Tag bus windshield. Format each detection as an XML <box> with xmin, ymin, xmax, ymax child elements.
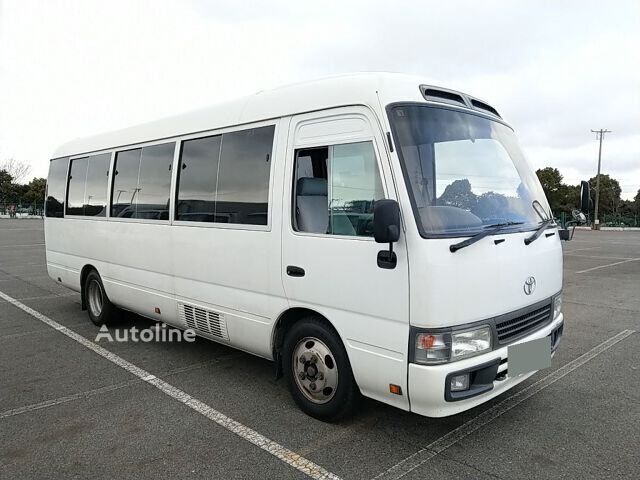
<box><xmin>389</xmin><ymin>104</ymin><xmax>551</xmax><ymax>237</ymax></box>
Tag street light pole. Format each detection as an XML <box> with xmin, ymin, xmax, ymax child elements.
<box><xmin>590</xmin><ymin>129</ymin><xmax>611</xmax><ymax>230</ymax></box>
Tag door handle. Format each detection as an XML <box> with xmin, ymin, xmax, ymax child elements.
<box><xmin>286</xmin><ymin>266</ymin><xmax>305</xmax><ymax>277</ymax></box>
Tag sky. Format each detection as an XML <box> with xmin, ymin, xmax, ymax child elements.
<box><xmin>1</xmin><ymin>0</ymin><xmax>638</xmax><ymax>199</ymax></box>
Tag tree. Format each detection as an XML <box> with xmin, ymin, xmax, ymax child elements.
<box><xmin>0</xmin><ymin>169</ymin><xmax>14</xmax><ymax>203</ymax></box>
<box><xmin>24</xmin><ymin>178</ymin><xmax>47</xmax><ymax>204</ymax></box>
<box><xmin>620</xmin><ymin>189</ymin><xmax>640</xmax><ymax>219</ymax></box>
<box><xmin>536</xmin><ymin>167</ymin><xmax>563</xmax><ymax>213</ymax></box>
<box><xmin>536</xmin><ymin>167</ymin><xmax>563</xmax><ymax>194</ymax></box>
<box><xmin>557</xmin><ymin>183</ymin><xmax>580</xmax><ymax>214</ymax></box>
<box><xmin>588</xmin><ymin>174</ymin><xmax>622</xmax><ymax>216</ymax></box>
<box><xmin>438</xmin><ymin>179</ymin><xmax>477</xmax><ymax>210</ymax></box>
<box><xmin>474</xmin><ymin>191</ymin><xmax>509</xmax><ymax>219</ymax></box>
<box><xmin>0</xmin><ymin>159</ymin><xmax>31</xmax><ymax>184</ymax></box>
<box><xmin>535</xmin><ymin>168</ymin><xmax>583</xmax><ymax>215</ymax></box>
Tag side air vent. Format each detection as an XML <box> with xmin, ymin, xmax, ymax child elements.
<box><xmin>470</xmin><ymin>99</ymin><xmax>501</xmax><ymax>118</ymax></box>
<box><xmin>420</xmin><ymin>86</ymin><xmax>467</xmax><ymax>107</ymax></box>
<box><xmin>178</xmin><ymin>302</ymin><xmax>229</xmax><ymax>340</ymax></box>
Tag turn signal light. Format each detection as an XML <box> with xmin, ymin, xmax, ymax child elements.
<box><xmin>417</xmin><ymin>334</ymin><xmax>437</xmax><ymax>349</ymax></box>
<box><xmin>389</xmin><ymin>384</ymin><xmax>402</xmax><ymax>395</ymax></box>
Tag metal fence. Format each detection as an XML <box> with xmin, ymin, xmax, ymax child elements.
<box><xmin>600</xmin><ymin>213</ymin><xmax>640</xmax><ymax>228</ymax></box>
<box><xmin>556</xmin><ymin>211</ymin><xmax>640</xmax><ymax>228</ymax></box>
<box><xmin>0</xmin><ymin>203</ymin><xmax>44</xmax><ymax>218</ymax></box>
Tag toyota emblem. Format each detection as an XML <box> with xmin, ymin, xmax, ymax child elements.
<box><xmin>524</xmin><ymin>276</ymin><xmax>536</xmax><ymax>295</ymax></box>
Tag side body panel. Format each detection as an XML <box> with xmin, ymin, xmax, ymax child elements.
<box><xmin>171</xmin><ymin>120</ymin><xmax>289</xmax><ymax>358</ymax></box>
<box><xmin>46</xmin><ymin>120</ymin><xmax>290</xmax><ymax>360</ymax></box>
<box><xmin>280</xmin><ymin>106</ymin><xmax>411</xmax><ymax>410</ymax></box>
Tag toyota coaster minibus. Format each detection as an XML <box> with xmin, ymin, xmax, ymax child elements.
<box><xmin>44</xmin><ymin>73</ymin><xmax>588</xmax><ymax>420</ymax></box>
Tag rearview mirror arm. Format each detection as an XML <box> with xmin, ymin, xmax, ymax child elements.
<box><xmin>378</xmin><ymin>225</ymin><xmax>399</xmax><ymax>269</ymax></box>
<box><xmin>559</xmin><ymin>221</ymin><xmax>577</xmax><ymax>241</ymax></box>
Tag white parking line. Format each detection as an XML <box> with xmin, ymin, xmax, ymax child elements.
<box><xmin>372</xmin><ymin>329</ymin><xmax>635</xmax><ymax>480</ymax></box>
<box><xmin>564</xmin><ymin>254</ymin><xmax>634</xmax><ymax>261</ymax></box>
<box><xmin>571</xmin><ymin>239</ymin><xmax>640</xmax><ymax>247</ymax></box>
<box><xmin>0</xmin><ymin>228</ymin><xmax>43</xmax><ymax>231</ymax></box>
<box><xmin>0</xmin><ymin>379</ymin><xmax>143</xmax><ymax>419</ymax></box>
<box><xmin>0</xmin><ymin>321</ymin><xmax>88</xmax><ymax>340</ymax></box>
<box><xmin>0</xmin><ymin>243</ymin><xmax>45</xmax><ymax>248</ymax></box>
<box><xmin>563</xmin><ymin>246</ymin><xmax>599</xmax><ymax>253</ymax></box>
<box><xmin>0</xmin><ymin>357</ymin><xmax>242</xmax><ymax>418</ymax></box>
<box><xmin>0</xmin><ymin>289</ymin><xmax>341</xmax><ymax>480</ymax></box>
<box><xmin>20</xmin><ymin>291</ymin><xmax>79</xmax><ymax>300</ymax></box>
<box><xmin>576</xmin><ymin>258</ymin><xmax>640</xmax><ymax>274</ymax></box>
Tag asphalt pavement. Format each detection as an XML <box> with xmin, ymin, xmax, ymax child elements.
<box><xmin>1</xmin><ymin>219</ymin><xmax>638</xmax><ymax>479</ymax></box>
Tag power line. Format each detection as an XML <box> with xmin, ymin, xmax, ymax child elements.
<box><xmin>590</xmin><ymin>129</ymin><xmax>612</xmax><ymax>230</ymax></box>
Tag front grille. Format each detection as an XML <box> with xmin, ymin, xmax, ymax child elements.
<box><xmin>495</xmin><ymin>303</ymin><xmax>552</xmax><ymax>343</ymax></box>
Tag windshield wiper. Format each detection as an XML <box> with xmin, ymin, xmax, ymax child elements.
<box><xmin>524</xmin><ymin>218</ymin><xmax>555</xmax><ymax>245</ymax></box>
<box><xmin>450</xmin><ymin>221</ymin><xmax>524</xmax><ymax>253</ymax></box>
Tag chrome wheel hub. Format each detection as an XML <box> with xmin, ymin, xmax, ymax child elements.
<box><xmin>87</xmin><ymin>279</ymin><xmax>104</xmax><ymax>318</ymax></box>
<box><xmin>292</xmin><ymin>337</ymin><xmax>338</xmax><ymax>404</ymax></box>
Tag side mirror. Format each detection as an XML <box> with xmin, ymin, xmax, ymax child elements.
<box><xmin>373</xmin><ymin>199</ymin><xmax>400</xmax><ymax>269</ymax></box>
<box><xmin>374</xmin><ymin>199</ymin><xmax>401</xmax><ymax>244</ymax></box>
<box><xmin>572</xmin><ymin>209</ymin><xmax>587</xmax><ymax>225</ymax></box>
<box><xmin>561</xmin><ymin>205</ymin><xmax>588</xmax><ymax>242</ymax></box>
<box><xmin>580</xmin><ymin>180</ymin><xmax>590</xmax><ymax>214</ymax></box>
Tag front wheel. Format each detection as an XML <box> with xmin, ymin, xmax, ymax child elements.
<box><xmin>282</xmin><ymin>317</ymin><xmax>360</xmax><ymax>421</ymax></box>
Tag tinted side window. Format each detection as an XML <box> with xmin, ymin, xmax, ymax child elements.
<box><xmin>137</xmin><ymin>143</ymin><xmax>174</xmax><ymax>220</ymax></box>
<box><xmin>46</xmin><ymin>157</ymin><xmax>69</xmax><ymax>218</ymax></box>
<box><xmin>111</xmin><ymin>149</ymin><xmax>141</xmax><ymax>218</ymax></box>
<box><xmin>111</xmin><ymin>143</ymin><xmax>174</xmax><ymax>220</ymax></box>
<box><xmin>84</xmin><ymin>153</ymin><xmax>111</xmax><ymax>217</ymax></box>
<box><xmin>293</xmin><ymin>141</ymin><xmax>384</xmax><ymax>237</ymax></box>
<box><xmin>329</xmin><ymin>142</ymin><xmax>384</xmax><ymax>236</ymax></box>
<box><xmin>176</xmin><ymin>135</ymin><xmax>222</xmax><ymax>222</ymax></box>
<box><xmin>216</xmin><ymin>125</ymin><xmax>274</xmax><ymax>225</ymax></box>
<box><xmin>66</xmin><ymin>157</ymin><xmax>88</xmax><ymax>215</ymax></box>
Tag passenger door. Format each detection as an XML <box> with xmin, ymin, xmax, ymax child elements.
<box><xmin>281</xmin><ymin>107</ymin><xmax>411</xmax><ymax>409</ymax></box>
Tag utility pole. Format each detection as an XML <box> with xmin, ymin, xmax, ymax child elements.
<box><xmin>590</xmin><ymin>129</ymin><xmax>611</xmax><ymax>230</ymax></box>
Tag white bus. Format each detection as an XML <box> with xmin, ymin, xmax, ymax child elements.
<box><xmin>45</xmin><ymin>73</ymin><xmax>588</xmax><ymax>420</ymax></box>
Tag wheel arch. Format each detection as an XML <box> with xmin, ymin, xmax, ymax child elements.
<box><xmin>271</xmin><ymin>307</ymin><xmax>343</xmax><ymax>379</ymax></box>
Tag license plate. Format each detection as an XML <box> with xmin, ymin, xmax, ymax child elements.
<box><xmin>508</xmin><ymin>336</ymin><xmax>551</xmax><ymax>377</ymax></box>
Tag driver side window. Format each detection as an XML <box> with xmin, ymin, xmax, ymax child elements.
<box><xmin>293</xmin><ymin>141</ymin><xmax>384</xmax><ymax>237</ymax></box>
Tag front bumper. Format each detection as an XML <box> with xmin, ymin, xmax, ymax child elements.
<box><xmin>408</xmin><ymin>313</ymin><xmax>564</xmax><ymax>417</ymax></box>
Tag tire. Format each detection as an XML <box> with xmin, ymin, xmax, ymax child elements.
<box><xmin>83</xmin><ymin>270</ymin><xmax>119</xmax><ymax>326</ymax></box>
<box><xmin>282</xmin><ymin>316</ymin><xmax>360</xmax><ymax>421</ymax></box>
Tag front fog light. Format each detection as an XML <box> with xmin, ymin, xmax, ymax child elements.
<box><xmin>553</xmin><ymin>294</ymin><xmax>562</xmax><ymax>319</ymax></box>
<box><xmin>451</xmin><ymin>326</ymin><xmax>491</xmax><ymax>360</ymax></box>
<box><xmin>450</xmin><ymin>373</ymin><xmax>470</xmax><ymax>391</ymax></box>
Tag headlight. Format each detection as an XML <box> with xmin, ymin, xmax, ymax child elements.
<box><xmin>553</xmin><ymin>293</ymin><xmax>562</xmax><ymax>319</ymax></box>
<box><xmin>451</xmin><ymin>327</ymin><xmax>492</xmax><ymax>360</ymax></box>
<box><xmin>414</xmin><ymin>326</ymin><xmax>492</xmax><ymax>364</ymax></box>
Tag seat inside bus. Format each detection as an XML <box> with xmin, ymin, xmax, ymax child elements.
<box><xmin>296</xmin><ymin>177</ymin><xmax>328</xmax><ymax>233</ymax></box>
<box><xmin>294</xmin><ymin>148</ymin><xmax>373</xmax><ymax>237</ymax></box>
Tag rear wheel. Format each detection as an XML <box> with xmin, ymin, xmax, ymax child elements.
<box><xmin>283</xmin><ymin>316</ymin><xmax>360</xmax><ymax>421</ymax></box>
<box><xmin>83</xmin><ymin>270</ymin><xmax>119</xmax><ymax>326</ymax></box>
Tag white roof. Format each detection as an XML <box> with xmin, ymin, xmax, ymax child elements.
<box><xmin>53</xmin><ymin>72</ymin><xmax>491</xmax><ymax>158</ymax></box>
